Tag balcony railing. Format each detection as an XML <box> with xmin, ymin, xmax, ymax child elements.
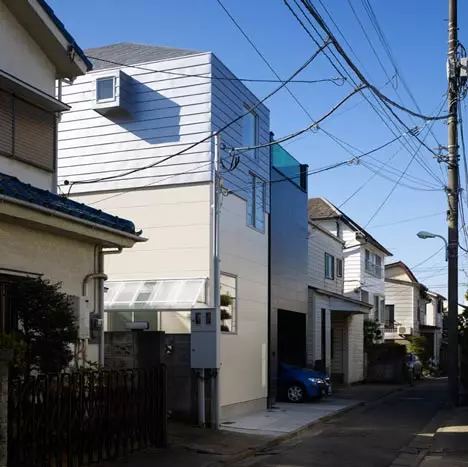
<box><xmin>384</xmin><ymin>321</ymin><xmax>400</xmax><ymax>333</ymax></box>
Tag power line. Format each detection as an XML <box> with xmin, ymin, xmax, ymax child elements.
<box><xmin>285</xmin><ymin>0</ymin><xmax>446</xmax><ymax>187</ymax></box>
<box><xmin>231</xmin><ymin>86</ymin><xmax>365</xmax><ymax>152</ymax></box>
<box><xmin>85</xmin><ymin>54</ymin><xmax>344</xmax><ymax>85</ymax></box>
<box><xmin>368</xmin><ymin>211</ymin><xmax>445</xmax><ymax>229</ymax></box>
<box><xmin>215</xmin><ymin>0</ymin><xmax>365</xmax><ymax>160</ymax></box>
<box><xmin>299</xmin><ymin>0</ymin><xmax>449</xmax><ymax>121</ymax></box>
<box><xmin>65</xmin><ymin>41</ymin><xmax>329</xmax><ymax>189</ymax></box>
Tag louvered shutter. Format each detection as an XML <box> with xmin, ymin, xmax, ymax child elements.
<box><xmin>0</xmin><ymin>90</ymin><xmax>13</xmax><ymax>156</ymax></box>
<box><xmin>14</xmin><ymin>98</ymin><xmax>55</xmax><ymax>172</ymax></box>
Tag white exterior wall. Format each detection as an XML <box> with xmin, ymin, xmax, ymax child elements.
<box><xmin>219</xmin><ymin>193</ymin><xmax>268</xmax><ymax>414</ymax></box>
<box><xmin>384</xmin><ymin>281</ymin><xmax>415</xmax><ymax>333</ymax></box>
<box><xmin>307</xmin><ymin>290</ymin><xmax>331</xmax><ymax>372</ymax></box>
<box><xmin>58</xmin><ymin>53</ymin><xmax>214</xmax><ymax>193</ymax></box>
<box><xmin>71</xmin><ymin>184</ymin><xmax>211</xmax><ymax>280</ymax></box>
<box><xmin>0</xmin><ymin>0</ymin><xmax>56</xmax><ymax>94</ymax></box>
<box><xmin>308</xmin><ymin>224</ymin><xmax>344</xmax><ymax>295</ymax></box>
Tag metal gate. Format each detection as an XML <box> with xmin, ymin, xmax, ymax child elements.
<box><xmin>8</xmin><ymin>366</ymin><xmax>167</xmax><ymax>466</ymax></box>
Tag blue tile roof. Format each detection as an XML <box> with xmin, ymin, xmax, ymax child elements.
<box><xmin>37</xmin><ymin>0</ymin><xmax>93</xmax><ymax>71</ymax></box>
<box><xmin>0</xmin><ymin>173</ymin><xmax>137</xmax><ymax>235</ymax></box>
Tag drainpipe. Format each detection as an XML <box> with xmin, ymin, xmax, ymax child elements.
<box><xmin>82</xmin><ymin>247</ymin><xmax>122</xmax><ymax>366</ymax></box>
<box><xmin>99</xmin><ymin>247</ymin><xmax>123</xmax><ymax>365</ymax></box>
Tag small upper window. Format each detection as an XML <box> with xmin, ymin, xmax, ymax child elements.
<box><xmin>242</xmin><ymin>105</ymin><xmax>259</xmax><ymax>159</ymax></box>
<box><xmin>96</xmin><ymin>77</ymin><xmax>115</xmax><ymax>101</ymax></box>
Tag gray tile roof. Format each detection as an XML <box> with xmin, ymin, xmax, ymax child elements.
<box><xmin>308</xmin><ymin>198</ymin><xmax>340</xmax><ymax>219</ymax></box>
<box><xmin>84</xmin><ymin>42</ymin><xmax>203</xmax><ymax>71</ymax></box>
<box><xmin>308</xmin><ymin>197</ymin><xmax>392</xmax><ymax>257</ymax></box>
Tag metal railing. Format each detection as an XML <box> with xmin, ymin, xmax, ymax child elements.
<box><xmin>8</xmin><ymin>366</ymin><xmax>167</xmax><ymax>466</ymax></box>
<box><xmin>384</xmin><ymin>321</ymin><xmax>400</xmax><ymax>333</ymax></box>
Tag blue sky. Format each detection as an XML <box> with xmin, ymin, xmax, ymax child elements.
<box><xmin>49</xmin><ymin>0</ymin><xmax>468</xmax><ymax>299</ymax></box>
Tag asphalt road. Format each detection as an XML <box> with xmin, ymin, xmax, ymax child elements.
<box><xmin>234</xmin><ymin>379</ymin><xmax>448</xmax><ymax>467</ymax></box>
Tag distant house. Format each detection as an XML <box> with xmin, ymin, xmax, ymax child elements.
<box><xmin>384</xmin><ymin>262</ymin><xmax>431</xmax><ymax>341</ymax></box>
<box><xmin>0</xmin><ymin>1</ymin><xmax>143</xmax><ymax>360</ymax></box>
<box><xmin>307</xmin><ymin>198</ymin><xmax>390</xmax><ymax>383</ymax></box>
<box><xmin>57</xmin><ymin>43</ymin><xmax>271</xmax><ymax>420</ymax></box>
<box><xmin>425</xmin><ymin>291</ymin><xmax>444</xmax><ymax>364</ymax></box>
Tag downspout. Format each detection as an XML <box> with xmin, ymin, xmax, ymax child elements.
<box><xmin>267</xmin><ymin>131</ymin><xmax>273</xmax><ymax>408</ymax></box>
<box><xmin>99</xmin><ymin>247</ymin><xmax>123</xmax><ymax>366</ymax></box>
<box><xmin>54</xmin><ymin>80</ymin><xmax>62</xmax><ymax>194</ymax></box>
<box><xmin>82</xmin><ymin>246</ymin><xmax>122</xmax><ymax>366</ymax></box>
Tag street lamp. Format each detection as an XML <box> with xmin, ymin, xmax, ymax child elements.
<box><xmin>416</xmin><ymin>231</ymin><xmax>448</xmax><ymax>261</ymax></box>
<box><xmin>416</xmin><ymin>230</ymin><xmax>457</xmax><ymax>406</ymax></box>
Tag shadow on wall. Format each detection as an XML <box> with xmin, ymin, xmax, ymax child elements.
<box><xmin>104</xmin><ymin>78</ymin><xmax>182</xmax><ymax>145</ymax></box>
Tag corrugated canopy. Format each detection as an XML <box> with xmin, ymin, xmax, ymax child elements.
<box><xmin>104</xmin><ymin>279</ymin><xmax>206</xmax><ymax>311</ymax></box>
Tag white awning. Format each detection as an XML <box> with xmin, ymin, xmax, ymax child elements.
<box><xmin>104</xmin><ymin>278</ymin><xmax>206</xmax><ymax>311</ymax></box>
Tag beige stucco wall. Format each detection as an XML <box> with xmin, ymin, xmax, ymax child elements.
<box><xmin>0</xmin><ymin>0</ymin><xmax>56</xmax><ymax>95</ymax></box>
<box><xmin>73</xmin><ymin>183</ymin><xmax>211</xmax><ymax>281</ymax></box>
<box><xmin>0</xmin><ymin>219</ymin><xmax>95</xmax><ymax>301</ymax></box>
<box><xmin>219</xmin><ymin>193</ymin><xmax>269</xmax><ymax>413</ymax></box>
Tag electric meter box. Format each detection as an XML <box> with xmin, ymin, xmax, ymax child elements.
<box><xmin>190</xmin><ymin>308</ymin><xmax>220</xmax><ymax>369</ymax></box>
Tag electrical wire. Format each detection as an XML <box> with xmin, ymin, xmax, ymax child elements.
<box><xmin>285</xmin><ymin>0</ymin><xmax>446</xmax><ymax>188</ymax></box>
<box><xmin>214</xmin><ymin>0</ymin><xmax>366</xmax><ymax>161</ymax></box>
<box><xmin>368</xmin><ymin>211</ymin><xmax>446</xmax><ymax>229</ymax></box>
<box><xmin>299</xmin><ymin>0</ymin><xmax>449</xmax><ymax>121</ymax></box>
<box><xmin>231</xmin><ymin>85</ymin><xmax>365</xmax><ymax>152</ymax></box>
<box><xmin>65</xmin><ymin>41</ymin><xmax>329</xmax><ymax>189</ymax></box>
<box><xmin>85</xmin><ymin>54</ymin><xmax>344</xmax><ymax>85</ymax></box>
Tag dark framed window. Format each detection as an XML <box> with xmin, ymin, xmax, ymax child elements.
<box><xmin>325</xmin><ymin>253</ymin><xmax>335</xmax><ymax>280</ymax></box>
<box><xmin>336</xmin><ymin>258</ymin><xmax>343</xmax><ymax>278</ymax></box>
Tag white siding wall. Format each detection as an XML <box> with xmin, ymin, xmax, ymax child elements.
<box><xmin>58</xmin><ymin>54</ymin><xmax>214</xmax><ymax>193</ymax></box>
<box><xmin>0</xmin><ymin>0</ymin><xmax>56</xmax><ymax>94</ymax></box>
<box><xmin>384</xmin><ymin>281</ymin><xmax>415</xmax><ymax>332</ymax></box>
<box><xmin>348</xmin><ymin>313</ymin><xmax>364</xmax><ymax>382</ymax></box>
<box><xmin>211</xmin><ymin>55</ymin><xmax>270</xmax><ymax>212</ymax></box>
<box><xmin>219</xmin><ymin>193</ymin><xmax>268</xmax><ymax>413</ymax></box>
<box><xmin>308</xmin><ymin>224</ymin><xmax>344</xmax><ymax>295</ymax></box>
<box><xmin>307</xmin><ymin>290</ymin><xmax>331</xmax><ymax>372</ymax></box>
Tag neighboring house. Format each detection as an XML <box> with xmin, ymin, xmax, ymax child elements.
<box><xmin>424</xmin><ymin>291</ymin><xmax>445</xmax><ymax>364</ymax></box>
<box><xmin>307</xmin><ymin>219</ymin><xmax>372</xmax><ymax>384</ymax></box>
<box><xmin>384</xmin><ymin>261</ymin><xmax>431</xmax><ymax>342</ymax></box>
<box><xmin>0</xmin><ymin>1</ymin><xmax>143</xmax><ymax>361</ymax></box>
<box><xmin>57</xmin><ymin>43</ymin><xmax>270</xmax><ymax>419</ymax></box>
<box><xmin>308</xmin><ymin>198</ymin><xmax>392</xmax><ymax>323</ymax></box>
<box><xmin>269</xmin><ymin>143</ymin><xmax>308</xmax><ymax>404</ymax></box>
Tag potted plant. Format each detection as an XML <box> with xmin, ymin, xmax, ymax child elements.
<box><xmin>220</xmin><ymin>293</ymin><xmax>233</xmax><ymax>308</ymax></box>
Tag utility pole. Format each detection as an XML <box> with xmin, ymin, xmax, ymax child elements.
<box><xmin>447</xmin><ymin>0</ymin><xmax>459</xmax><ymax>407</ymax></box>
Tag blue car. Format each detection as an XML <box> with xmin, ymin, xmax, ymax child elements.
<box><xmin>279</xmin><ymin>363</ymin><xmax>331</xmax><ymax>403</ymax></box>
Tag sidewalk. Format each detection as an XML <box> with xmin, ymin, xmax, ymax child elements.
<box><xmin>104</xmin><ymin>382</ymin><xmax>402</xmax><ymax>467</ymax></box>
<box><xmin>418</xmin><ymin>405</ymin><xmax>468</xmax><ymax>467</ymax></box>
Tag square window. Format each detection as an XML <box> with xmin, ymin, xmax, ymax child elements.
<box><xmin>96</xmin><ymin>77</ymin><xmax>115</xmax><ymax>101</ymax></box>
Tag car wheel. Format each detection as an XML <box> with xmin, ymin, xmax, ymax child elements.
<box><xmin>287</xmin><ymin>383</ymin><xmax>305</xmax><ymax>403</ymax></box>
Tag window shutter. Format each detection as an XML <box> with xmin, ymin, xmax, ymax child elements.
<box><xmin>0</xmin><ymin>91</ymin><xmax>13</xmax><ymax>156</ymax></box>
<box><xmin>14</xmin><ymin>98</ymin><xmax>55</xmax><ymax>172</ymax></box>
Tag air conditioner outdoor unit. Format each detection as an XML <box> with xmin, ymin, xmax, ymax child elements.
<box><xmin>398</xmin><ymin>326</ymin><xmax>413</xmax><ymax>336</ymax></box>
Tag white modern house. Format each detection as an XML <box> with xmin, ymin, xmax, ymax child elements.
<box><xmin>384</xmin><ymin>261</ymin><xmax>431</xmax><ymax>341</ymax></box>
<box><xmin>307</xmin><ymin>198</ymin><xmax>390</xmax><ymax>383</ymax></box>
<box><xmin>0</xmin><ymin>1</ymin><xmax>143</xmax><ymax>358</ymax></box>
<box><xmin>57</xmin><ymin>43</ymin><xmax>270</xmax><ymax>419</ymax></box>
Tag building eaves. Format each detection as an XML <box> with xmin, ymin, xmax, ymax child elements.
<box><xmin>0</xmin><ymin>173</ymin><xmax>139</xmax><ymax>236</ymax></box>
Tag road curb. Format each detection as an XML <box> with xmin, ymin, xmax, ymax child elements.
<box><xmin>390</xmin><ymin>401</ymin><xmax>452</xmax><ymax>467</ymax></box>
<box><xmin>206</xmin><ymin>386</ymin><xmax>404</xmax><ymax>467</ymax></box>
